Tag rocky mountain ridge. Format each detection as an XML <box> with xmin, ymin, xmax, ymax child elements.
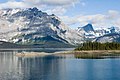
<box><xmin>0</xmin><ymin>7</ymin><xmax>83</xmax><ymax>47</ymax></box>
<box><xmin>77</xmin><ymin>23</ymin><xmax>120</xmax><ymax>43</ymax></box>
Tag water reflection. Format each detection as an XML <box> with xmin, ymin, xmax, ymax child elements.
<box><xmin>0</xmin><ymin>50</ymin><xmax>120</xmax><ymax>80</ymax></box>
<box><xmin>0</xmin><ymin>51</ymin><xmax>67</xmax><ymax>80</ymax></box>
<box><xmin>17</xmin><ymin>56</ymin><xmax>66</xmax><ymax>80</ymax></box>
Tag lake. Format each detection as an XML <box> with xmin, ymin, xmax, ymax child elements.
<box><xmin>0</xmin><ymin>49</ymin><xmax>120</xmax><ymax>80</ymax></box>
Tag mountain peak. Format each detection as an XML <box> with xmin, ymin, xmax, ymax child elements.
<box><xmin>0</xmin><ymin>8</ymin><xmax>83</xmax><ymax>46</ymax></box>
<box><xmin>86</xmin><ymin>23</ymin><xmax>92</xmax><ymax>26</ymax></box>
<box><xmin>77</xmin><ymin>23</ymin><xmax>94</xmax><ymax>33</ymax></box>
<box><xmin>82</xmin><ymin>23</ymin><xmax>94</xmax><ymax>32</ymax></box>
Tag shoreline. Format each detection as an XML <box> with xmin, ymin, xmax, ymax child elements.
<box><xmin>16</xmin><ymin>52</ymin><xmax>50</xmax><ymax>57</ymax></box>
<box><xmin>15</xmin><ymin>50</ymin><xmax>120</xmax><ymax>57</ymax></box>
<box><xmin>72</xmin><ymin>50</ymin><xmax>120</xmax><ymax>59</ymax></box>
<box><xmin>73</xmin><ymin>50</ymin><xmax>120</xmax><ymax>53</ymax></box>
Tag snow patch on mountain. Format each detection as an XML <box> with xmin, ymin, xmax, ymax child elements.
<box><xmin>0</xmin><ymin>7</ymin><xmax>83</xmax><ymax>45</ymax></box>
<box><xmin>77</xmin><ymin>23</ymin><xmax>120</xmax><ymax>41</ymax></box>
<box><xmin>94</xmin><ymin>33</ymin><xmax>120</xmax><ymax>43</ymax></box>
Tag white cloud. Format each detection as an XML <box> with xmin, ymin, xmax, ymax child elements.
<box><xmin>0</xmin><ymin>0</ymin><xmax>79</xmax><ymax>9</ymax></box>
<box><xmin>0</xmin><ymin>0</ymin><xmax>119</xmax><ymax>29</ymax></box>
<box><xmin>24</xmin><ymin>0</ymin><xmax>79</xmax><ymax>6</ymax></box>
<box><xmin>0</xmin><ymin>1</ymin><xmax>26</xmax><ymax>9</ymax></box>
<box><xmin>23</xmin><ymin>0</ymin><xmax>40</xmax><ymax>5</ymax></box>
<box><xmin>107</xmin><ymin>10</ymin><xmax>119</xmax><ymax>19</ymax></box>
<box><xmin>46</xmin><ymin>6</ymin><xmax>67</xmax><ymax>15</ymax></box>
<box><xmin>0</xmin><ymin>0</ymin><xmax>80</xmax><ymax>16</ymax></box>
<box><xmin>0</xmin><ymin>0</ymin><xmax>46</xmax><ymax>9</ymax></box>
<box><xmin>60</xmin><ymin>16</ymin><xmax>79</xmax><ymax>25</ymax></box>
<box><xmin>60</xmin><ymin>10</ymin><xmax>120</xmax><ymax>29</ymax></box>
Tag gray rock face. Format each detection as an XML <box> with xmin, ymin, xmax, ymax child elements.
<box><xmin>77</xmin><ymin>24</ymin><xmax>96</xmax><ymax>39</ymax></box>
<box><xmin>0</xmin><ymin>7</ymin><xmax>83</xmax><ymax>45</ymax></box>
<box><xmin>78</xmin><ymin>24</ymin><xmax>94</xmax><ymax>33</ymax></box>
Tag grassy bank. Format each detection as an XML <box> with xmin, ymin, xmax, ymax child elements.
<box><xmin>73</xmin><ymin>50</ymin><xmax>120</xmax><ymax>59</ymax></box>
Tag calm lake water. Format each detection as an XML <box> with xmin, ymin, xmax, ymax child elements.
<box><xmin>0</xmin><ymin>49</ymin><xmax>120</xmax><ymax>80</ymax></box>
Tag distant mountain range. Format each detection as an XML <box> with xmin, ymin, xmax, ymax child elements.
<box><xmin>94</xmin><ymin>33</ymin><xmax>120</xmax><ymax>43</ymax></box>
<box><xmin>0</xmin><ymin>7</ymin><xmax>120</xmax><ymax>48</ymax></box>
<box><xmin>77</xmin><ymin>23</ymin><xmax>120</xmax><ymax>43</ymax></box>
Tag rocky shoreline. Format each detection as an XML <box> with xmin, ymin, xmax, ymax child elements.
<box><xmin>16</xmin><ymin>50</ymin><xmax>120</xmax><ymax>58</ymax></box>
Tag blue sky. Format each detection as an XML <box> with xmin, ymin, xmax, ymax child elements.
<box><xmin>0</xmin><ymin>0</ymin><xmax>120</xmax><ymax>29</ymax></box>
<box><xmin>66</xmin><ymin>0</ymin><xmax>120</xmax><ymax>15</ymax></box>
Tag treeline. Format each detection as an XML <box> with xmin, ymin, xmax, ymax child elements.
<box><xmin>75</xmin><ymin>42</ymin><xmax>120</xmax><ymax>50</ymax></box>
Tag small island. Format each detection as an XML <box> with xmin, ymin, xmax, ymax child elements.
<box><xmin>74</xmin><ymin>42</ymin><xmax>120</xmax><ymax>59</ymax></box>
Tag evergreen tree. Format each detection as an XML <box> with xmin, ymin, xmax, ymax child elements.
<box><xmin>75</xmin><ymin>42</ymin><xmax>120</xmax><ymax>51</ymax></box>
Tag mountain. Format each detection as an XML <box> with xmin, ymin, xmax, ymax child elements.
<box><xmin>94</xmin><ymin>27</ymin><xmax>120</xmax><ymax>43</ymax></box>
<box><xmin>0</xmin><ymin>7</ymin><xmax>83</xmax><ymax>47</ymax></box>
<box><xmin>77</xmin><ymin>24</ymin><xmax>94</xmax><ymax>33</ymax></box>
<box><xmin>77</xmin><ymin>24</ymin><xmax>120</xmax><ymax>43</ymax></box>
<box><xmin>0</xmin><ymin>41</ymin><xmax>23</xmax><ymax>48</ymax></box>
<box><xmin>77</xmin><ymin>24</ymin><xmax>95</xmax><ymax>39</ymax></box>
<box><xmin>94</xmin><ymin>33</ymin><xmax>120</xmax><ymax>43</ymax></box>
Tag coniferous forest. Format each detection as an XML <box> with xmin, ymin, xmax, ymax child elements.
<box><xmin>75</xmin><ymin>42</ymin><xmax>120</xmax><ymax>51</ymax></box>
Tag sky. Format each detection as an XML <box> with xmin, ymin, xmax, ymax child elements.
<box><xmin>0</xmin><ymin>0</ymin><xmax>120</xmax><ymax>29</ymax></box>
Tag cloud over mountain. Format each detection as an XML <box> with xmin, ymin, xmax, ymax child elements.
<box><xmin>0</xmin><ymin>0</ymin><xmax>79</xmax><ymax>9</ymax></box>
<box><xmin>60</xmin><ymin>10</ymin><xmax>120</xmax><ymax>29</ymax></box>
<box><xmin>23</xmin><ymin>0</ymin><xmax>79</xmax><ymax>6</ymax></box>
<box><xmin>0</xmin><ymin>0</ymin><xmax>120</xmax><ymax>30</ymax></box>
<box><xmin>0</xmin><ymin>0</ymin><xmax>80</xmax><ymax>17</ymax></box>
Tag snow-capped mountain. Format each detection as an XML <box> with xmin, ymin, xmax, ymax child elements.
<box><xmin>77</xmin><ymin>24</ymin><xmax>96</xmax><ymax>39</ymax></box>
<box><xmin>0</xmin><ymin>7</ymin><xmax>83</xmax><ymax>46</ymax></box>
<box><xmin>94</xmin><ymin>33</ymin><xmax>120</xmax><ymax>43</ymax></box>
<box><xmin>77</xmin><ymin>24</ymin><xmax>94</xmax><ymax>33</ymax></box>
<box><xmin>77</xmin><ymin>24</ymin><xmax>120</xmax><ymax>43</ymax></box>
<box><xmin>94</xmin><ymin>27</ymin><xmax>120</xmax><ymax>43</ymax></box>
